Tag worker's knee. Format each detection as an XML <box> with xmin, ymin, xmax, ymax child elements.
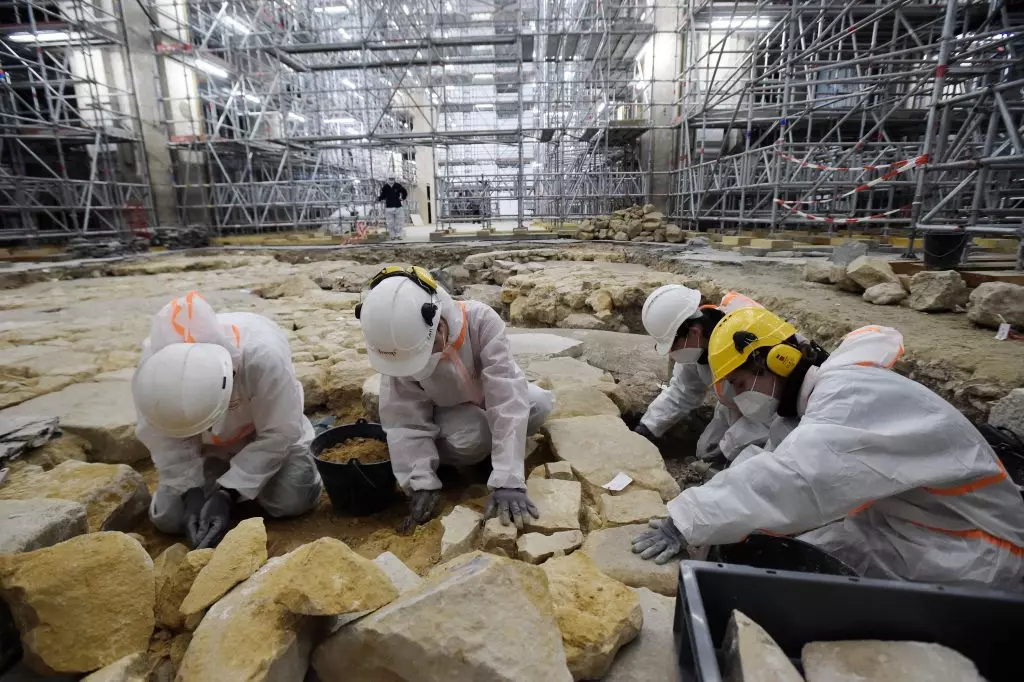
<box><xmin>436</xmin><ymin>404</ymin><xmax>491</xmax><ymax>462</ymax></box>
<box><xmin>149</xmin><ymin>486</ymin><xmax>186</xmax><ymax>535</ymax></box>
<box><xmin>258</xmin><ymin>451</ymin><xmax>323</xmax><ymax>518</ymax></box>
<box><xmin>527</xmin><ymin>383</ymin><xmax>555</xmax><ymax>435</ymax></box>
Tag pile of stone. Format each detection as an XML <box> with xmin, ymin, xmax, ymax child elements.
<box><xmin>152</xmin><ymin>226</ymin><xmax>210</xmax><ymax>250</ymax></box>
<box><xmin>67</xmin><ymin>237</ymin><xmax>149</xmax><ymax>260</ymax></box>
<box><xmin>803</xmin><ymin>243</ymin><xmax>1024</xmax><ymax>329</ymax></box>
<box><xmin>575</xmin><ymin>205</ymin><xmax>684</xmax><ymax>244</ymax></box>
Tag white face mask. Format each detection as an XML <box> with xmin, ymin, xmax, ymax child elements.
<box><xmin>410</xmin><ymin>352</ymin><xmax>443</xmax><ymax>382</ymax></box>
<box><xmin>669</xmin><ymin>347</ymin><xmax>703</xmax><ymax>364</ymax></box>
<box><xmin>734</xmin><ymin>391</ymin><xmax>779</xmax><ymax>425</ymax></box>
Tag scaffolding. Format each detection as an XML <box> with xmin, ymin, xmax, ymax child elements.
<box><xmin>674</xmin><ymin>0</ymin><xmax>1024</xmax><ymax>251</ymax></box>
<box><xmin>0</xmin><ymin>0</ymin><xmax>155</xmax><ymax>241</ymax></box>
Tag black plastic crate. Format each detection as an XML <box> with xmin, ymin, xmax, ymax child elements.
<box><xmin>674</xmin><ymin>560</ymin><xmax>1024</xmax><ymax>682</ymax></box>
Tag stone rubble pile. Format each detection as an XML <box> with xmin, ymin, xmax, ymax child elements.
<box><xmin>574</xmin><ymin>205</ymin><xmax>685</xmax><ymax>244</ymax></box>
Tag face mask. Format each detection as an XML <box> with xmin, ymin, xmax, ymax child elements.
<box><xmin>734</xmin><ymin>391</ymin><xmax>779</xmax><ymax>425</ymax></box>
<box><xmin>410</xmin><ymin>352</ymin><xmax>443</xmax><ymax>382</ymax></box>
<box><xmin>670</xmin><ymin>347</ymin><xmax>704</xmax><ymax>364</ymax></box>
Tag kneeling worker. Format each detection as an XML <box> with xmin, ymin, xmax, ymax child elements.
<box><xmin>633</xmin><ymin>309</ymin><xmax>1024</xmax><ymax>590</ymax></box>
<box><xmin>133</xmin><ymin>292</ymin><xmax>322</xmax><ymax>549</ymax></box>
<box><xmin>357</xmin><ymin>266</ymin><xmax>554</xmax><ymax>529</ymax></box>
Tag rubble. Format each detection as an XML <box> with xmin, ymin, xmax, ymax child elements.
<box><xmin>803</xmin><ymin>261</ymin><xmax>836</xmax><ymax>284</ymax></box>
<box><xmin>0</xmin><ymin>461</ymin><xmax>149</xmax><ymax>532</ymax></box>
<box><xmin>722</xmin><ymin>610</ymin><xmax>803</xmax><ymax>682</ymax></box>
<box><xmin>542</xmin><ymin>553</ymin><xmax>642</xmax><ymax>680</ymax></box>
<box><xmin>0</xmin><ymin>498</ymin><xmax>88</xmax><ymax>554</ymax></box>
<box><xmin>481</xmin><ymin>516</ymin><xmax>519</xmax><ymax>556</ymax></box>
<box><xmin>574</xmin><ymin>205</ymin><xmax>683</xmax><ymax>243</ymax></box>
<box><xmin>517</xmin><ymin>530</ymin><xmax>585</xmax><ymax>564</ymax></box>
<box><xmin>155</xmin><ymin>548</ymin><xmax>214</xmax><ymax>631</ymax></box>
<box><xmin>581</xmin><ymin>524</ymin><xmax>678</xmax><ymax>596</ymax></box>
<box><xmin>0</xmin><ymin>532</ymin><xmax>155</xmax><ymax>675</ymax></box>
<box><xmin>440</xmin><ymin>505</ymin><xmax>484</xmax><ymax>562</ymax></box>
<box><xmin>598</xmin><ymin>489</ymin><xmax>668</xmax><ymax>527</ymax></box>
<box><xmin>967</xmin><ymin>281</ymin><xmax>1024</xmax><ymax>328</ymax></box>
<box><xmin>862</xmin><ymin>282</ymin><xmax>908</xmax><ymax>306</ymax></box>
<box><xmin>180</xmin><ymin>518</ymin><xmax>268</xmax><ymax>617</ymax></box>
<box><xmin>802</xmin><ymin>640</ymin><xmax>983</xmax><ymax>682</ymax></box>
<box><xmin>312</xmin><ymin>552</ymin><xmax>574</xmax><ymax>682</ymax></box>
<box><xmin>906</xmin><ymin>271</ymin><xmax>968</xmax><ymax>312</ymax></box>
<box><xmin>989</xmin><ymin>388</ymin><xmax>1024</xmax><ymax>439</ymax></box>
<box><xmin>543</xmin><ymin>416</ymin><xmax>681</xmax><ymax>502</ymax></box>
<box><xmin>603</xmin><ymin>588</ymin><xmax>681</xmax><ymax>682</ymax></box>
<box><xmin>524</xmin><ymin>478</ymin><xmax>582</xmax><ymax>533</ymax></box>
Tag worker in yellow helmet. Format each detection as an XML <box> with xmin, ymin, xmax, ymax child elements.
<box><xmin>633</xmin><ymin>308</ymin><xmax>1024</xmax><ymax>590</ymax></box>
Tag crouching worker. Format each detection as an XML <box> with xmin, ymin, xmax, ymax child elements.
<box><xmin>633</xmin><ymin>309</ymin><xmax>1024</xmax><ymax>590</ymax></box>
<box><xmin>132</xmin><ymin>292</ymin><xmax>323</xmax><ymax>549</ymax></box>
<box><xmin>357</xmin><ymin>266</ymin><xmax>554</xmax><ymax>529</ymax></box>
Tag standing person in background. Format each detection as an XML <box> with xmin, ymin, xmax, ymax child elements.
<box><xmin>378</xmin><ymin>176</ymin><xmax>408</xmax><ymax>241</ymax></box>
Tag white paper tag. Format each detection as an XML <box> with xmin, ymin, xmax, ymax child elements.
<box><xmin>602</xmin><ymin>472</ymin><xmax>633</xmax><ymax>492</ymax></box>
<box><xmin>996</xmin><ymin>323</ymin><xmax>1011</xmax><ymax>341</ymax></box>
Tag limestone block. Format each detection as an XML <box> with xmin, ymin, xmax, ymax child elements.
<box><xmin>509</xmin><ymin>333</ymin><xmax>584</xmax><ymax>359</ymax></box>
<box><xmin>373</xmin><ymin>551</ymin><xmax>423</xmax><ymax>595</ymax></box>
<box><xmin>180</xmin><ymin>518</ymin><xmax>267</xmax><ymax>616</ymax></box>
<box><xmin>0</xmin><ymin>533</ymin><xmax>155</xmax><ymax>675</ymax></box>
<box><xmin>293</xmin><ymin>363</ymin><xmax>327</xmax><ymax>410</ymax></box>
<box><xmin>722</xmin><ymin>610</ymin><xmax>803</xmax><ymax>682</ymax></box>
<box><xmin>312</xmin><ymin>552</ymin><xmax>573</xmax><ymax>682</ymax></box>
<box><xmin>155</xmin><ymin>548</ymin><xmax>214</xmax><ymax>631</ymax></box>
<box><xmin>845</xmin><ymin>256</ymin><xmax>900</xmax><ymax>289</ymax></box>
<box><xmin>967</xmin><ymin>282</ymin><xmax>1024</xmax><ymax>328</ymax></box>
<box><xmin>152</xmin><ymin>543</ymin><xmax>188</xmax><ymax>614</ymax></box>
<box><xmin>517</xmin><ymin>531</ymin><xmax>584</xmax><ymax>564</ymax></box>
<box><xmin>524</xmin><ymin>478</ymin><xmax>582</xmax><ymax>533</ymax></box>
<box><xmin>990</xmin><ymin>388</ymin><xmax>1024</xmax><ymax>440</ymax></box>
<box><xmin>523</xmin><ymin>357</ymin><xmax>615</xmax><ymax>392</ymax></box>
<box><xmin>80</xmin><ymin>653</ymin><xmax>149</xmax><ymax>682</ymax></box>
<box><xmin>440</xmin><ymin>505</ymin><xmax>484</xmax><ymax>562</ymax></box>
<box><xmin>581</xmin><ymin>524</ymin><xmax>678</xmax><ymax>596</ymax></box>
<box><xmin>803</xmin><ymin>261</ymin><xmax>834</xmax><ymax>284</ymax></box>
<box><xmin>665</xmin><ymin>225</ymin><xmax>684</xmax><ymax>243</ymax></box>
<box><xmin>614</xmin><ymin>232</ymin><xmax>628</xmax><ymax>241</ymax></box>
<box><xmin>480</xmin><ymin>516</ymin><xmax>518</xmax><ymax>556</ymax></box>
<box><xmin>0</xmin><ymin>381</ymin><xmax>147</xmax><ymax>463</ymax></box>
<box><xmin>0</xmin><ymin>499</ymin><xmax>88</xmax><ymax>554</ymax></box>
<box><xmin>460</xmin><ymin>284</ymin><xmax>504</xmax><ymax>310</ymax></box>
<box><xmin>323</xmin><ymin>356</ymin><xmax>377</xmax><ymax>412</ymax></box>
<box><xmin>253</xmin><ymin>275</ymin><xmax>321</xmax><ymax>299</ymax></box>
<box><xmin>862</xmin><ymin>282</ymin><xmax>908</xmax><ymax>306</ymax></box>
<box><xmin>0</xmin><ymin>461</ymin><xmax>149</xmax><ymax>532</ymax></box>
<box><xmin>542</xmin><ymin>553</ymin><xmax>642</xmax><ymax>680</ymax></box>
<box><xmin>543</xmin><ymin>416</ymin><xmax>680</xmax><ymax>502</ymax></box>
<box><xmin>546</xmin><ymin>461</ymin><xmax>576</xmax><ymax>481</ymax></box>
<box><xmin>361</xmin><ymin>373</ymin><xmax>381</xmax><ymax>422</ymax></box>
<box><xmin>603</xmin><ymin>588</ymin><xmax>681</xmax><ymax>682</ymax></box>
<box><xmin>802</xmin><ymin>640</ymin><xmax>983</xmax><ymax>682</ymax></box>
<box><xmin>906</xmin><ymin>270</ymin><xmax>968</xmax><ymax>312</ymax></box>
<box><xmin>833</xmin><ymin>266</ymin><xmax>864</xmax><ymax>293</ymax></box>
<box><xmin>548</xmin><ymin>386</ymin><xmax>621</xmax><ymax>420</ymax></box>
<box><xmin>598</xmin><ymin>489</ymin><xmax>668</xmax><ymax>527</ymax></box>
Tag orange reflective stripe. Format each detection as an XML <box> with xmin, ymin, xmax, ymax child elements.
<box><xmin>185</xmin><ymin>290</ymin><xmax>198</xmax><ymax>320</ymax></box>
<box><xmin>849</xmin><ymin>499</ymin><xmax>876</xmax><ymax>515</ymax></box>
<box><xmin>699</xmin><ymin>304</ymin><xmax>718</xmax><ymax>311</ymax></box>
<box><xmin>909</xmin><ymin>520</ymin><xmax>1024</xmax><ymax>557</ymax></box>
<box><xmin>169</xmin><ymin>298</ymin><xmax>187</xmax><ymax>340</ymax></box>
<box><xmin>925</xmin><ymin>458</ymin><xmax>1008</xmax><ymax>496</ymax></box>
<box><xmin>845</xmin><ymin>325</ymin><xmax>884</xmax><ymax>339</ymax></box>
<box><xmin>449</xmin><ymin>302</ymin><xmax>469</xmax><ymax>351</ymax></box>
<box><xmin>209</xmin><ymin>424</ymin><xmax>254</xmax><ymax>446</ymax></box>
<box><xmin>721</xmin><ymin>292</ymin><xmax>738</xmax><ymax>306</ymax></box>
<box><xmin>231</xmin><ymin>324</ymin><xmax>241</xmax><ymax>348</ymax></box>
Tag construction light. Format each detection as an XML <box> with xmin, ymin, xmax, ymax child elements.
<box><xmin>195</xmin><ymin>58</ymin><xmax>230</xmax><ymax>79</ymax></box>
<box><xmin>710</xmin><ymin>16</ymin><xmax>771</xmax><ymax>30</ymax></box>
<box><xmin>596</xmin><ymin>101</ymin><xmax>607</xmax><ymax>114</ymax></box>
<box><xmin>222</xmin><ymin>15</ymin><xmax>252</xmax><ymax>35</ymax></box>
<box><xmin>474</xmin><ymin>103</ymin><xmax>494</xmax><ymax>109</ymax></box>
<box><xmin>8</xmin><ymin>31</ymin><xmax>73</xmax><ymax>43</ymax></box>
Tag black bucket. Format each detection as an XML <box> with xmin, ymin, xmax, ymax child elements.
<box><xmin>922</xmin><ymin>232</ymin><xmax>967</xmax><ymax>270</ymax></box>
<box><xmin>311</xmin><ymin>419</ymin><xmax>398</xmax><ymax>516</ymax></box>
<box><xmin>709</xmin><ymin>534</ymin><xmax>857</xmax><ymax>576</ymax></box>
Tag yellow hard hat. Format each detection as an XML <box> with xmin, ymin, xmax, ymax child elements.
<box><xmin>708</xmin><ymin>308</ymin><xmax>798</xmax><ymax>384</ymax></box>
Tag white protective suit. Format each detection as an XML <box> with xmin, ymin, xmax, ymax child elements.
<box><xmin>667</xmin><ymin>325</ymin><xmax>1024</xmax><ymax>590</ymax></box>
<box><xmin>137</xmin><ymin>293</ymin><xmax>322</xmax><ymax>533</ymax></box>
<box><xmin>640</xmin><ymin>292</ymin><xmax>793</xmax><ymax>460</ymax></box>
<box><xmin>379</xmin><ymin>299</ymin><xmax>554</xmax><ymax>493</ymax></box>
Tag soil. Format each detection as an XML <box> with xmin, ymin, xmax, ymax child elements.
<box><xmin>318</xmin><ymin>437</ymin><xmax>390</xmax><ymax>464</ymax></box>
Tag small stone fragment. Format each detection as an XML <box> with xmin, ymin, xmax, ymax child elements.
<box><xmin>0</xmin><ymin>532</ymin><xmax>155</xmax><ymax>675</ymax></box>
<box><xmin>546</xmin><ymin>461</ymin><xmax>575</xmax><ymax>481</ymax></box>
<box><xmin>722</xmin><ymin>610</ymin><xmax>803</xmax><ymax>682</ymax></box>
<box><xmin>581</xmin><ymin>524</ymin><xmax>678</xmax><ymax>596</ymax></box>
<box><xmin>598</xmin><ymin>489</ymin><xmax>668</xmax><ymax>527</ymax></box>
<box><xmin>373</xmin><ymin>552</ymin><xmax>422</xmax><ymax>595</ymax></box>
<box><xmin>542</xmin><ymin>553</ymin><xmax>642</xmax><ymax>680</ymax></box>
<box><xmin>156</xmin><ymin>548</ymin><xmax>214</xmax><ymax>631</ymax></box>
<box><xmin>524</xmin><ymin>478</ymin><xmax>582</xmax><ymax>533</ymax></box>
<box><xmin>180</xmin><ymin>518</ymin><xmax>267</xmax><ymax>616</ymax></box>
<box><xmin>480</xmin><ymin>516</ymin><xmax>519</xmax><ymax>556</ymax></box>
<box><xmin>802</xmin><ymin>640</ymin><xmax>983</xmax><ymax>682</ymax></box>
<box><xmin>0</xmin><ymin>498</ymin><xmax>88</xmax><ymax>554</ymax></box>
<box><xmin>440</xmin><ymin>505</ymin><xmax>484</xmax><ymax>562</ymax></box>
<box><xmin>517</xmin><ymin>531</ymin><xmax>584</xmax><ymax>564</ymax></box>
<box><xmin>529</xmin><ymin>464</ymin><xmax>547</xmax><ymax>480</ymax></box>
<box><xmin>862</xmin><ymin>282</ymin><xmax>907</xmax><ymax>306</ymax></box>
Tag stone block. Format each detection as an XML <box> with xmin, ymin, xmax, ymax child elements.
<box><xmin>803</xmin><ymin>261</ymin><xmax>834</xmax><ymax>284</ymax></box>
<box><xmin>989</xmin><ymin>388</ymin><xmax>1024</xmax><ymax>440</ymax></box>
<box><xmin>509</xmin><ymin>333</ymin><xmax>584</xmax><ymax>359</ymax></box>
<box><xmin>480</xmin><ymin>517</ymin><xmax>518</xmax><ymax>557</ymax></box>
<box><xmin>180</xmin><ymin>518</ymin><xmax>267</xmax><ymax>616</ymax></box>
<box><xmin>0</xmin><ymin>499</ymin><xmax>88</xmax><ymax>555</ymax></box>
<box><xmin>548</xmin><ymin>386</ymin><xmax>621</xmax><ymax>420</ymax></box>
<box><xmin>749</xmin><ymin>239</ymin><xmax>794</xmax><ymax>250</ymax></box>
<box><xmin>720</xmin><ymin>236</ymin><xmax>751</xmax><ymax>246</ymax></box>
<box><xmin>603</xmin><ymin>588</ymin><xmax>682</xmax><ymax>682</ymax></box>
<box><xmin>440</xmin><ymin>505</ymin><xmax>484</xmax><ymax>562</ymax></box>
<box><xmin>545</xmin><ymin>461</ymin><xmax>575</xmax><ymax>481</ymax></box>
<box><xmin>524</xmin><ymin>478</ymin><xmax>582</xmax><ymax>533</ymax></box>
<box><xmin>906</xmin><ymin>270</ymin><xmax>967</xmax><ymax>312</ymax></box>
<box><xmin>862</xmin><ymin>282</ymin><xmax>908</xmax><ymax>306</ymax></box>
<box><xmin>516</xmin><ymin>531</ymin><xmax>584</xmax><ymax>564</ymax></box>
<box><xmin>80</xmin><ymin>653</ymin><xmax>150</xmax><ymax>682</ymax></box>
<box><xmin>802</xmin><ymin>640</ymin><xmax>983</xmax><ymax>682</ymax></box>
<box><xmin>581</xmin><ymin>524</ymin><xmax>678</xmax><ymax>596</ymax></box>
<box><xmin>722</xmin><ymin>610</ymin><xmax>803</xmax><ymax>682</ymax></box>
<box><xmin>967</xmin><ymin>282</ymin><xmax>1024</xmax><ymax>328</ymax></box>
<box><xmin>598</xmin><ymin>489</ymin><xmax>668</xmax><ymax>527</ymax></box>
<box><xmin>155</xmin><ymin>547</ymin><xmax>214</xmax><ymax>631</ymax></box>
<box><xmin>845</xmin><ymin>256</ymin><xmax>900</xmax><ymax>289</ymax></box>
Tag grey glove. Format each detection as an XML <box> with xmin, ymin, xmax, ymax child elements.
<box><xmin>408</xmin><ymin>489</ymin><xmax>442</xmax><ymax>524</ymax></box>
<box><xmin>634</xmin><ymin>423</ymin><xmax>657</xmax><ymax>444</ymax></box>
<box><xmin>194</xmin><ymin>488</ymin><xmax>233</xmax><ymax>549</ymax></box>
<box><xmin>631</xmin><ymin>518</ymin><xmax>686</xmax><ymax>564</ymax></box>
<box><xmin>182</xmin><ymin>487</ymin><xmax>207</xmax><ymax>549</ymax></box>
<box><xmin>485</xmin><ymin>487</ymin><xmax>539</xmax><ymax>530</ymax></box>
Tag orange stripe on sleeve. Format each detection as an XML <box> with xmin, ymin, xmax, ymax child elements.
<box><xmin>909</xmin><ymin>520</ymin><xmax>1024</xmax><ymax>557</ymax></box>
<box><xmin>925</xmin><ymin>459</ymin><xmax>1008</xmax><ymax>496</ymax></box>
<box><xmin>169</xmin><ymin>299</ymin><xmax>186</xmax><ymax>339</ymax></box>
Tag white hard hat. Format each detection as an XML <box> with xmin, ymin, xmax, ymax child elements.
<box><xmin>358</xmin><ymin>276</ymin><xmax>441</xmax><ymax>377</ymax></box>
<box><xmin>642</xmin><ymin>284</ymin><xmax>703</xmax><ymax>356</ymax></box>
<box><xmin>132</xmin><ymin>343</ymin><xmax>234</xmax><ymax>438</ymax></box>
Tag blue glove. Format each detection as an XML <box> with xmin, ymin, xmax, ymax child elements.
<box><xmin>632</xmin><ymin>518</ymin><xmax>686</xmax><ymax>564</ymax></box>
<box><xmin>195</xmin><ymin>488</ymin><xmax>234</xmax><ymax>549</ymax></box>
<box><xmin>486</xmin><ymin>488</ymin><xmax>539</xmax><ymax>530</ymax></box>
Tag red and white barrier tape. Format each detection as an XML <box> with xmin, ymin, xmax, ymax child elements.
<box><xmin>782</xmin><ymin>154</ymin><xmax>928</xmax><ymax>207</ymax></box>
<box><xmin>776</xmin><ymin>150</ymin><xmax>927</xmax><ymax>173</ymax></box>
<box><xmin>775</xmin><ymin>200</ymin><xmax>910</xmax><ymax>224</ymax></box>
